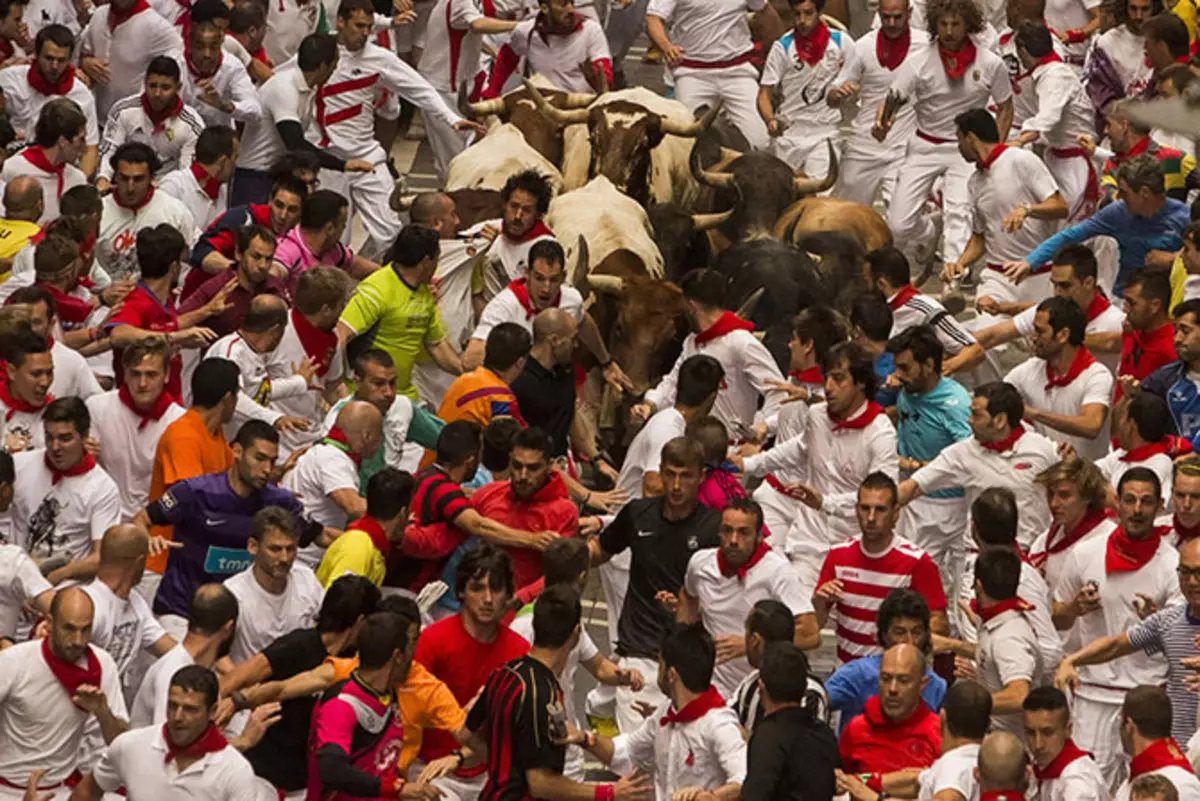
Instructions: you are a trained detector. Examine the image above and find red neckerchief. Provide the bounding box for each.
[862,694,934,728]
[1035,51,1063,68]
[185,45,222,80]
[141,93,183,134]
[291,309,337,377]
[533,9,585,42]
[694,311,756,346]
[659,686,726,727]
[107,0,150,30]
[790,366,823,384]
[175,0,192,32]
[118,384,175,430]
[979,792,1024,801]
[1130,738,1195,778]
[0,379,49,420]
[829,401,884,431]
[1121,439,1173,462]
[1035,739,1093,780]
[979,424,1026,453]
[1084,291,1111,322]
[1174,514,1200,543]
[45,450,97,485]
[27,64,75,96]
[1031,507,1109,570]
[1116,136,1152,164]
[876,27,910,70]
[978,143,1008,171]
[1105,525,1166,573]
[969,596,1035,623]
[938,38,977,79]
[794,20,831,66]
[190,162,221,201]
[716,540,770,580]
[248,46,272,67]
[115,184,155,212]
[324,425,361,466]
[508,277,559,320]
[41,638,101,700]
[888,284,921,310]
[503,219,553,244]
[1044,346,1096,390]
[33,281,92,326]
[162,723,228,765]
[348,515,391,556]
[21,146,64,197]
[1177,53,1192,64]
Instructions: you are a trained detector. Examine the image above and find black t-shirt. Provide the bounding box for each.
[244,627,330,791]
[511,357,575,458]
[742,706,839,801]
[467,655,567,801]
[598,497,720,659]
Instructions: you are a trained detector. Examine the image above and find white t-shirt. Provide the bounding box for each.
[977,607,1043,736]
[889,45,1012,140]
[86,390,187,520]
[615,406,686,502]
[10,450,122,568]
[77,5,184,118]
[238,63,314,172]
[968,146,1064,266]
[95,191,200,282]
[835,28,930,151]
[1013,297,1125,374]
[918,742,979,801]
[222,565,324,664]
[1005,355,1113,461]
[760,27,846,134]
[129,643,194,728]
[0,544,52,639]
[506,17,611,94]
[1098,449,1174,505]
[645,0,762,65]
[157,166,229,233]
[82,579,168,700]
[0,147,87,225]
[280,442,361,566]
[0,64,100,146]
[50,340,103,402]
[471,284,586,342]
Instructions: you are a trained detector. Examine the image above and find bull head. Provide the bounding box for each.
[572,234,628,299]
[459,81,598,121]
[523,79,722,138]
[792,140,839,196]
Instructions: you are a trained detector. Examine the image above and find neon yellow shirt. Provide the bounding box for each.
[1172,0,1198,43]
[315,528,386,588]
[0,219,39,282]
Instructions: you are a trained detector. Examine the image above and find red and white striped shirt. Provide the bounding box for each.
[816,536,946,664]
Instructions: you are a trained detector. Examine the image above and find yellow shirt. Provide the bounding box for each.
[1172,254,1189,313]
[315,528,386,588]
[0,218,39,281]
[1173,0,1198,43]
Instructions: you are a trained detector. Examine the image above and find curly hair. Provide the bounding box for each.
[926,0,984,35]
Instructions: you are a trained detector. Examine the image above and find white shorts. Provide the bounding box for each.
[431,770,486,801]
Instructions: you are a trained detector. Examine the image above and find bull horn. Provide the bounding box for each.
[562,92,597,108]
[691,208,734,231]
[587,274,625,294]
[792,139,840,195]
[805,251,824,267]
[689,147,736,190]
[391,193,415,212]
[660,99,723,138]
[459,81,507,118]
[735,286,765,319]
[523,78,590,126]
[574,234,589,281]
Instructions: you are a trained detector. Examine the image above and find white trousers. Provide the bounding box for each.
[771,130,838,190]
[673,65,770,150]
[431,771,486,801]
[834,136,905,207]
[887,133,974,263]
[1072,694,1128,792]
[1044,149,1096,222]
[319,163,402,261]
[753,479,799,556]
[897,494,968,608]
[585,553,630,719]
[425,91,473,182]
[615,655,668,734]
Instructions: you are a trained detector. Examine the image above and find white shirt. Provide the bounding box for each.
[96,191,199,282]
[957,558,1063,673]
[968,146,1064,266]
[0,544,51,639]
[1005,354,1113,461]
[0,640,128,785]
[81,579,168,699]
[25,0,82,38]
[889,44,1013,140]
[1089,25,1152,98]
[180,56,263,130]
[645,0,762,66]
[1029,514,1117,593]
[506,17,611,94]
[977,607,1043,735]
[616,406,687,502]
[262,0,329,65]
[465,220,556,297]
[1019,59,1095,149]
[918,742,979,801]
[128,643,193,728]
[86,390,187,521]
[50,339,103,401]
[837,28,930,152]
[205,333,298,438]
[1052,534,1183,703]
[1116,766,1200,801]
[92,723,263,801]
[760,27,846,135]
[98,93,206,180]
[1036,750,1110,801]
[0,399,48,451]
[645,327,785,433]
[1098,449,1174,505]
[10,450,121,567]
[684,547,813,698]
[157,166,229,232]
[889,290,978,356]
[223,565,324,664]
[266,312,347,453]
[0,64,100,145]
[0,148,87,225]
[324,394,414,474]
[1013,298,1125,374]
[237,62,315,172]
[610,700,747,801]
[912,429,1058,548]
[281,441,361,566]
[472,283,585,342]
[78,5,184,118]
[418,0,486,93]
[1046,0,1101,61]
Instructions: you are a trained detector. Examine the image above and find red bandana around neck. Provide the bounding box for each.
[115,184,155,213]
[1130,738,1195,778]
[1031,507,1109,570]
[248,46,272,67]
[118,385,175,430]
[1035,51,1063,68]
[1044,346,1096,390]
[1121,439,1173,462]
[659,686,726,727]
[141,93,183,134]
[790,366,823,384]
[1119,136,1152,164]
[969,596,1035,623]
[27,64,76,96]
[46,450,97,485]
[1105,525,1165,573]
[978,143,1008,171]
[324,425,362,466]
[938,38,977,79]
[979,424,1026,453]
[504,219,553,244]
[348,515,391,556]
[21,146,64,197]
[876,27,911,70]
[717,540,771,580]
[0,379,49,420]
[34,281,92,326]
[794,20,831,66]
[162,723,228,765]
[888,284,921,309]
[829,401,884,432]
[41,637,101,701]
[695,310,756,346]
[190,162,222,201]
[508,276,559,320]
[1084,291,1111,322]
[1035,739,1093,780]
[107,0,150,29]
[291,309,337,377]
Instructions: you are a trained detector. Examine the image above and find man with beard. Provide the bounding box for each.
[1085,0,1161,125]
[181,225,288,339]
[179,0,262,131]
[468,171,557,300]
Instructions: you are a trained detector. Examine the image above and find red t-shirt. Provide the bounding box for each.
[105,284,182,399]
[839,696,942,774]
[414,614,529,773]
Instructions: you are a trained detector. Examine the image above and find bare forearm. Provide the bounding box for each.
[645,15,672,51]
[1067,632,1134,668]
[47,551,101,585]
[577,314,610,364]
[95,704,128,744]
[1027,407,1105,438]
[942,343,984,375]
[1084,331,1123,353]
[991,681,1030,716]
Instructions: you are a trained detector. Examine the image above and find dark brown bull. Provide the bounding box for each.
[457,83,596,168]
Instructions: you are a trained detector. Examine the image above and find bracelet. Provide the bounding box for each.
[230,690,249,712]
[594,784,615,801]
[452,748,466,767]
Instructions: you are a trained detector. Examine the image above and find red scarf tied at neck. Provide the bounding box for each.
[794,20,831,66]
[888,284,921,310]
[694,310,756,346]
[1105,525,1166,573]
[1044,346,1096,390]
[21,146,65,197]
[979,792,1024,801]
[162,723,228,765]
[0,377,50,420]
[504,219,553,244]
[291,309,337,377]
[1035,51,1063,68]
[508,276,559,320]
[348,515,391,556]
[717,540,771,580]
[829,401,885,432]
[876,26,911,70]
[938,38,977,79]
[1034,739,1093,780]
[790,366,823,384]
[115,184,156,213]
[107,0,150,30]
[969,596,1035,623]
[324,425,362,466]
[659,686,726,727]
[46,450,96,485]
[41,637,101,701]
[141,93,184,134]
[1029,507,1110,570]
[1084,291,1111,322]
[186,45,222,80]
[27,64,76,97]
[118,385,176,430]
[1120,439,1173,462]
[190,162,222,201]
[977,143,1008,171]
[979,424,1025,453]
[1129,738,1195,778]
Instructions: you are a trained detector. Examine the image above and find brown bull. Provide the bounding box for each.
[775,197,892,254]
[457,81,596,168]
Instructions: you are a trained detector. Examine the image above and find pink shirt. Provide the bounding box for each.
[273,226,354,294]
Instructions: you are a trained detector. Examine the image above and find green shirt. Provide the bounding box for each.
[339,265,446,401]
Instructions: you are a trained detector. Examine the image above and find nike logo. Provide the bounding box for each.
[205,518,226,526]
[637,530,654,538]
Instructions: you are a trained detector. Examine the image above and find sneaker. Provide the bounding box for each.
[587,714,620,738]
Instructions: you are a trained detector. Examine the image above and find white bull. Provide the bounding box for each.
[544,175,665,282]
[444,122,565,194]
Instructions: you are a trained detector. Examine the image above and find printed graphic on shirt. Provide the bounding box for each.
[27,496,63,558]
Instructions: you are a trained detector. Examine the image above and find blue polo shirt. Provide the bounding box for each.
[896,378,972,499]
[148,471,319,617]
[825,653,947,734]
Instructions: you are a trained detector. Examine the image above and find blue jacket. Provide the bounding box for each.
[825,653,947,734]
[1142,359,1200,442]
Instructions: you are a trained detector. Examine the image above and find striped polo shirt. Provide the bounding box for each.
[1128,602,1200,744]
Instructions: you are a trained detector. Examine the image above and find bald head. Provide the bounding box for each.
[1180,537,1200,565]
[49,586,95,662]
[99,523,150,563]
[410,192,456,237]
[881,643,924,677]
[532,307,576,343]
[4,177,44,221]
[242,293,289,333]
[978,732,1029,792]
[878,643,927,721]
[335,400,383,457]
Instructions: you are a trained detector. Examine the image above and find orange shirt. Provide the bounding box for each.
[436,367,525,428]
[326,656,466,775]
[146,409,234,574]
